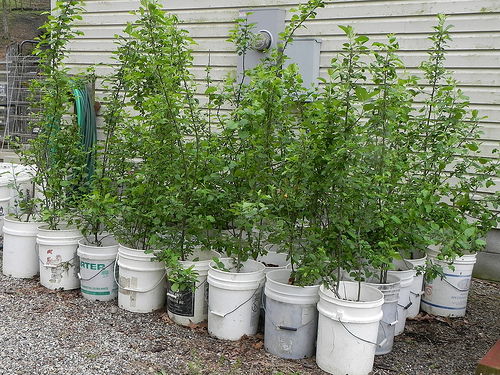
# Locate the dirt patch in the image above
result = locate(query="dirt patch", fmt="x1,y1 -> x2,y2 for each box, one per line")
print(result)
1,10 -> 48,59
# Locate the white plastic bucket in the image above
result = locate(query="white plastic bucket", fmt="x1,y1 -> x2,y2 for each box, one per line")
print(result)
207,258 -> 265,341
394,255 -> 426,318
388,267 -> 414,336
0,164 -> 35,231
316,281 -> 384,375
8,165 -> 35,214
364,274 -> 401,355
167,249 -> 219,326
421,249 -> 477,317
2,217 -> 43,278
77,236 -> 119,302
116,244 -> 167,313
0,180 -> 10,236
264,269 -> 320,359
257,246 -> 289,274
37,225 -> 83,290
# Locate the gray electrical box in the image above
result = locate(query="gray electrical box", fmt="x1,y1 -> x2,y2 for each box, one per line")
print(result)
284,38 -> 322,89
237,8 -> 286,77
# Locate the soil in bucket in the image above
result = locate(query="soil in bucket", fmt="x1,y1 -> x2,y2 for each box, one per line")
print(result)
167,249 -> 220,326
2,216 -> 43,278
421,248 -> 477,317
256,245 -> 289,274
363,274 -> 401,355
77,236 -> 119,302
207,258 -> 265,341
37,225 -> 83,290
316,281 -> 384,375
264,269 -> 320,359
117,244 -> 167,313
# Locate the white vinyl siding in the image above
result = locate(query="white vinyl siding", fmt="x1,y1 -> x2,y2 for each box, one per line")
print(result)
67,0 -> 500,169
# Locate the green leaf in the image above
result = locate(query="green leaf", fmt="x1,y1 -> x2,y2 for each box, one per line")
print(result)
390,215 -> 402,224
170,283 -> 179,292
466,143 -> 479,152
355,86 -> 370,102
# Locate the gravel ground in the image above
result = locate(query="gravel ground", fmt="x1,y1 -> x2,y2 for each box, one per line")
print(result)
0,251 -> 498,375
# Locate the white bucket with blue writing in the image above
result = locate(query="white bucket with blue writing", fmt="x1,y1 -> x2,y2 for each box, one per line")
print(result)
264,269 -> 320,359
421,249 -> 477,317
37,225 -> 83,290
167,248 -> 220,326
117,244 -> 167,313
77,236 -> 119,302
207,258 -> 265,341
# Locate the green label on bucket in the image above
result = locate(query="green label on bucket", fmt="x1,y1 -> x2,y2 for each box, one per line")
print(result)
81,261 -> 106,271
81,287 -> 111,296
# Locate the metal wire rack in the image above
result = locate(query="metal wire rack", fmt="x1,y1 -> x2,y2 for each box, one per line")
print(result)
2,41 -> 41,149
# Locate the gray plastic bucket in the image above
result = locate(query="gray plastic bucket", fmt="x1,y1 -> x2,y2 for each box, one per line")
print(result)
364,274 -> 401,355
264,269 -> 320,359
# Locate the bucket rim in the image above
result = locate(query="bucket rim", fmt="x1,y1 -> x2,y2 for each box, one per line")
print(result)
208,258 -> 266,275
319,281 -> 385,307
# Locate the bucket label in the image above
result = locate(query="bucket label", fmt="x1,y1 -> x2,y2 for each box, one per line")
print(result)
167,280 -> 195,317
45,250 -> 78,283
81,286 -> 112,296
80,261 -> 107,271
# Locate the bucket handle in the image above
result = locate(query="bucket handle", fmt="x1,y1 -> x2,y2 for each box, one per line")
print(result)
114,253 -> 167,294
428,258 -> 471,292
398,299 -> 413,310
209,282 -> 263,318
337,319 -> 388,348
441,276 -> 471,292
410,290 -> 424,297
261,293 -> 314,332
36,242 -> 78,269
78,260 -> 115,282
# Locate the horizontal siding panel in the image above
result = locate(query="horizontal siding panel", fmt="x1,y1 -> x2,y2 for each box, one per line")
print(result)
66,0 -> 500,150
153,0 -> 499,13
297,15 -> 500,37
317,51 -> 500,69
185,50 -> 500,73
313,33 -> 500,52
83,0 -> 142,13
159,0 -> 297,10
75,12 -> 138,25
317,1 -> 500,19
